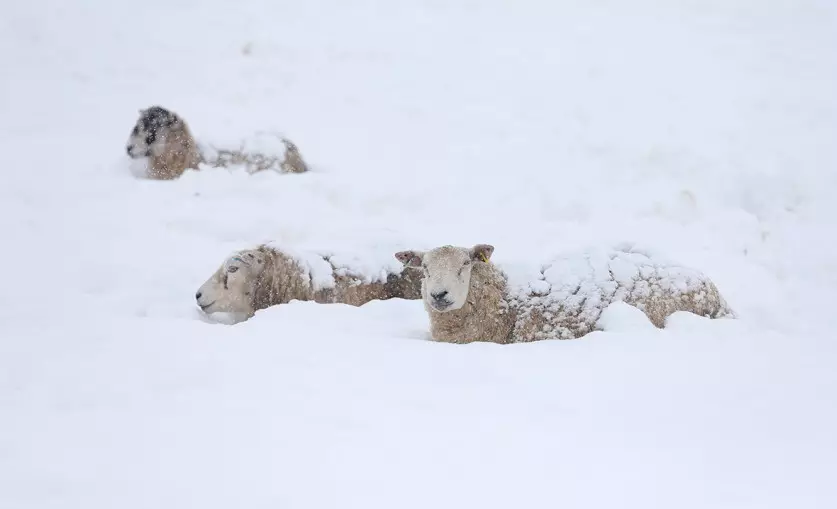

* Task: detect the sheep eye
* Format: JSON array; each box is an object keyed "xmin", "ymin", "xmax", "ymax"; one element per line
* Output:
[
  {"xmin": 463, "ymin": 260, "xmax": 471, "ymax": 266},
  {"xmin": 228, "ymin": 266, "xmax": 239, "ymax": 273}
]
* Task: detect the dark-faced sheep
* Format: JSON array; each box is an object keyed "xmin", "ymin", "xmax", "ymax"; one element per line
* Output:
[
  {"xmin": 196, "ymin": 244, "xmax": 422, "ymax": 323},
  {"xmin": 126, "ymin": 105, "xmax": 309, "ymax": 180},
  {"xmin": 394, "ymin": 243, "xmax": 734, "ymax": 344}
]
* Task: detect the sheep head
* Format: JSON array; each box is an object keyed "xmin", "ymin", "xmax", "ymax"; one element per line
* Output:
[
  {"xmin": 195, "ymin": 249, "xmax": 269, "ymax": 319},
  {"xmin": 395, "ymin": 244, "xmax": 494, "ymax": 312},
  {"xmin": 126, "ymin": 105, "xmax": 184, "ymax": 159}
]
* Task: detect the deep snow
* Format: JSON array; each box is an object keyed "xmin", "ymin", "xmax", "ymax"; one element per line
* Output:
[{"xmin": 2, "ymin": 0, "xmax": 836, "ymax": 508}]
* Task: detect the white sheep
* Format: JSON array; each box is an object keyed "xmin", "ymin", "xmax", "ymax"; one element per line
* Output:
[
  {"xmin": 126, "ymin": 105, "xmax": 309, "ymax": 180},
  {"xmin": 394, "ymin": 243, "xmax": 734, "ymax": 344},
  {"xmin": 196, "ymin": 244, "xmax": 423, "ymax": 323}
]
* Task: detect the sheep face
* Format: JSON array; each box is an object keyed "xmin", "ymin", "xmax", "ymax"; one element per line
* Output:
[
  {"xmin": 195, "ymin": 250, "xmax": 266, "ymax": 317},
  {"xmin": 395, "ymin": 244, "xmax": 494, "ymax": 312},
  {"xmin": 126, "ymin": 106, "xmax": 180, "ymax": 158}
]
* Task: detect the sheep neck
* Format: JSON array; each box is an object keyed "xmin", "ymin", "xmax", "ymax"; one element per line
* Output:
[
  {"xmin": 252, "ymin": 248, "xmax": 315, "ymax": 312},
  {"xmin": 149, "ymin": 123, "xmax": 201, "ymax": 179},
  {"xmin": 427, "ymin": 262, "xmax": 515, "ymax": 344}
]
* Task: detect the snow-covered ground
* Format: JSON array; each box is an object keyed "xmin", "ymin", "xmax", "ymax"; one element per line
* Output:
[{"xmin": 2, "ymin": 0, "xmax": 836, "ymax": 507}]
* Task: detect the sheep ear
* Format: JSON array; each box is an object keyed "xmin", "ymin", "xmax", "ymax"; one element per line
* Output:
[
  {"xmin": 395, "ymin": 250, "xmax": 423, "ymax": 267},
  {"xmin": 470, "ymin": 244, "xmax": 494, "ymax": 262}
]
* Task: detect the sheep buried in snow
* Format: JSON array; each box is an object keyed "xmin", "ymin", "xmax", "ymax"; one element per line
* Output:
[
  {"xmin": 394, "ymin": 243, "xmax": 734, "ymax": 344},
  {"xmin": 125, "ymin": 105, "xmax": 309, "ymax": 180},
  {"xmin": 196, "ymin": 244, "xmax": 423, "ymax": 323}
]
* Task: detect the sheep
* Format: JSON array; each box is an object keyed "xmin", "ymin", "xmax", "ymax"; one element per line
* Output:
[
  {"xmin": 394, "ymin": 243, "xmax": 734, "ymax": 344},
  {"xmin": 125, "ymin": 105, "xmax": 309, "ymax": 180},
  {"xmin": 196, "ymin": 244, "xmax": 423, "ymax": 323}
]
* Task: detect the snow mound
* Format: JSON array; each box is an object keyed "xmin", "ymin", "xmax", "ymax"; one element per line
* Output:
[
  {"xmin": 596, "ymin": 301, "xmax": 658, "ymax": 333},
  {"xmin": 505, "ymin": 243, "xmax": 733, "ymax": 341}
]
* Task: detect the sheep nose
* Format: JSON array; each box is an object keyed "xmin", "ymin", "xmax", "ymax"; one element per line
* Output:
[
  {"xmin": 431, "ymin": 290, "xmax": 448, "ymax": 302},
  {"xmin": 126, "ymin": 145, "xmax": 134, "ymax": 155},
  {"xmin": 195, "ymin": 291, "xmax": 202, "ymax": 301}
]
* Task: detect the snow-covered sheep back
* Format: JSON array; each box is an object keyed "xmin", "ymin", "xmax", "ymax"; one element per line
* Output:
[
  {"xmin": 125, "ymin": 105, "xmax": 309, "ymax": 179},
  {"xmin": 396, "ymin": 243, "xmax": 734, "ymax": 344},
  {"xmin": 197, "ymin": 243, "xmax": 422, "ymax": 323},
  {"xmin": 508, "ymin": 243, "xmax": 734, "ymax": 341},
  {"xmin": 199, "ymin": 131, "xmax": 309, "ymax": 175}
]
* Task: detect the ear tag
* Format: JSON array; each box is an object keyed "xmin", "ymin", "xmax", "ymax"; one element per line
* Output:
[{"xmin": 479, "ymin": 253, "xmax": 489, "ymax": 263}]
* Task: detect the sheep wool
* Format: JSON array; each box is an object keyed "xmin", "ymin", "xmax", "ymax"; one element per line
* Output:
[
  {"xmin": 196, "ymin": 244, "xmax": 423, "ymax": 323},
  {"xmin": 125, "ymin": 105, "xmax": 309, "ymax": 179},
  {"xmin": 396, "ymin": 243, "xmax": 734, "ymax": 344}
]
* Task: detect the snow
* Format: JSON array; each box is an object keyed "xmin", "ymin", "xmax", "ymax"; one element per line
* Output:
[
  {"xmin": 2, "ymin": 0, "xmax": 836, "ymax": 508},
  {"xmin": 596, "ymin": 301, "xmax": 659, "ymax": 332}
]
